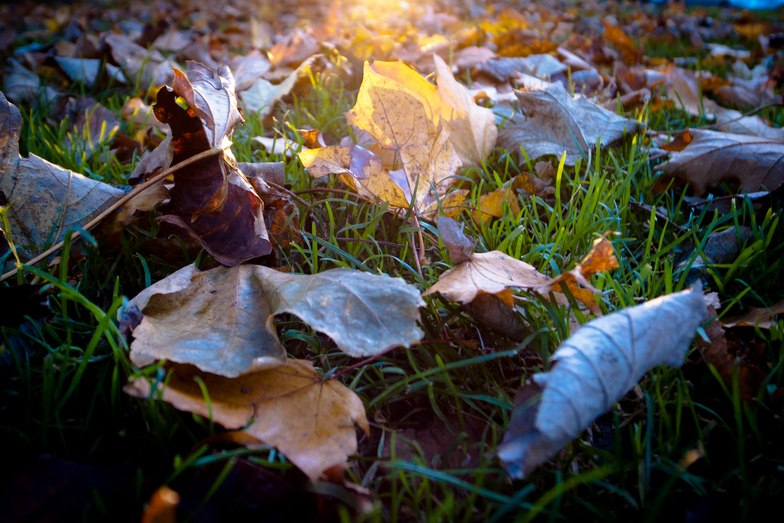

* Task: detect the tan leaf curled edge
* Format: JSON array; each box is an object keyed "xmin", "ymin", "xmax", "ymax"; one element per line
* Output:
[{"xmin": 124, "ymin": 359, "xmax": 369, "ymax": 481}]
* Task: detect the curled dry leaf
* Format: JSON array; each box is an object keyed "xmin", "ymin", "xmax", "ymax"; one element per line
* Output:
[
  {"xmin": 498, "ymin": 284, "xmax": 709, "ymax": 478},
  {"xmin": 124, "ymin": 263, "xmax": 424, "ymax": 377},
  {"xmin": 497, "ymin": 82, "xmax": 639, "ymax": 167},
  {"xmin": 534, "ymin": 237, "xmax": 619, "ymax": 315},
  {"xmin": 422, "ymin": 250, "xmax": 551, "ymax": 307},
  {"xmin": 696, "ymin": 306, "xmax": 769, "ymax": 403},
  {"xmin": 473, "ymin": 173, "xmax": 554, "ymax": 222},
  {"xmin": 0, "ymin": 91, "xmax": 125, "ymax": 261},
  {"xmin": 125, "ymin": 359, "xmax": 369, "ymax": 481},
  {"xmin": 151, "ymin": 61, "xmax": 272, "ymax": 265},
  {"xmin": 437, "ymin": 216, "xmax": 476, "ymax": 264},
  {"xmin": 654, "ymin": 129, "xmax": 784, "ymax": 196}
]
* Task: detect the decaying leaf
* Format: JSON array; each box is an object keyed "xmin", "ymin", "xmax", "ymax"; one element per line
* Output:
[
  {"xmin": 497, "ymin": 82, "xmax": 639, "ymax": 166},
  {"xmin": 703, "ymin": 226, "xmax": 754, "ymax": 264},
  {"xmin": 498, "ymin": 284, "xmax": 708, "ymax": 478},
  {"xmin": 124, "ymin": 263, "xmax": 424, "ymax": 376},
  {"xmin": 0, "ymin": 91, "xmax": 125, "ymax": 261},
  {"xmin": 437, "ymin": 216, "xmax": 476, "ymax": 264},
  {"xmin": 125, "ymin": 359, "xmax": 369, "ymax": 481},
  {"xmin": 422, "ymin": 250, "xmax": 551, "ymax": 307},
  {"xmin": 474, "ymin": 173, "xmax": 554, "ymax": 222},
  {"xmin": 534, "ymin": 237, "xmax": 620, "ymax": 315},
  {"xmin": 696, "ymin": 306, "xmax": 769, "ymax": 402},
  {"xmin": 721, "ymin": 300, "xmax": 784, "ymax": 329},
  {"xmin": 151, "ymin": 61, "xmax": 272, "ymax": 265},
  {"xmin": 655, "ymin": 129, "xmax": 784, "ymax": 196}
]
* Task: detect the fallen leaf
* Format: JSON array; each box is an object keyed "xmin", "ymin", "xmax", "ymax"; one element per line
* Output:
[
  {"xmin": 241, "ymin": 56, "xmax": 318, "ymax": 117},
  {"xmin": 124, "ymin": 262, "xmax": 424, "ymax": 375},
  {"xmin": 3, "ymin": 59, "xmax": 39, "ymax": 106},
  {"xmin": 602, "ymin": 20, "xmax": 639, "ymax": 65},
  {"xmin": 141, "ymin": 486, "xmax": 179, "ymax": 523},
  {"xmin": 253, "ymin": 136, "xmax": 302, "ymax": 158},
  {"xmin": 696, "ymin": 306, "xmax": 768, "ymax": 402},
  {"xmin": 268, "ymin": 30, "xmax": 319, "ymax": 69},
  {"xmin": 151, "ymin": 61, "xmax": 272, "ymax": 265},
  {"xmin": 125, "ymin": 359, "xmax": 369, "ymax": 481},
  {"xmin": 703, "ymin": 226, "xmax": 754, "ymax": 264},
  {"xmin": 437, "ymin": 216, "xmax": 476, "ymax": 264},
  {"xmin": 345, "ymin": 61, "xmax": 462, "ymax": 209},
  {"xmin": 654, "ymin": 129, "xmax": 784, "ymax": 196},
  {"xmin": 534, "ymin": 237, "xmax": 620, "ymax": 315},
  {"xmin": 497, "ymin": 82, "xmax": 640, "ymax": 166},
  {"xmin": 498, "ymin": 283, "xmax": 708, "ymax": 478},
  {"xmin": 721, "ymin": 300, "xmax": 784, "ymax": 329},
  {"xmin": 228, "ymin": 50, "xmax": 271, "ymax": 92},
  {"xmin": 121, "ymin": 97, "xmax": 170, "ymax": 136},
  {"xmin": 53, "ymin": 57, "xmax": 126, "ymax": 88},
  {"xmin": 422, "ymin": 250, "xmax": 551, "ymax": 307},
  {"xmin": 0, "ymin": 91, "xmax": 125, "ymax": 261},
  {"xmin": 474, "ymin": 56, "xmax": 567, "ymax": 84},
  {"xmin": 301, "ymin": 61, "xmax": 464, "ymax": 216},
  {"xmin": 474, "ymin": 173, "xmax": 554, "ymax": 222}
]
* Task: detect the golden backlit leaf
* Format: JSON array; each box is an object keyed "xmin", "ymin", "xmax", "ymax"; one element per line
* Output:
[
  {"xmin": 534, "ymin": 237, "xmax": 619, "ymax": 315},
  {"xmin": 345, "ymin": 62, "xmax": 462, "ymax": 213},
  {"xmin": 125, "ymin": 359, "xmax": 369, "ymax": 481}
]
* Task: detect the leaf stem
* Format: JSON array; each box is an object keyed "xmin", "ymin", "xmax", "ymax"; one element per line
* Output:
[{"xmin": 1, "ymin": 145, "xmax": 225, "ymax": 282}]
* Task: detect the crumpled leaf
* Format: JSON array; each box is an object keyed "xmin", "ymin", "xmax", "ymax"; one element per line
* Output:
[
  {"xmin": 124, "ymin": 359, "xmax": 369, "ymax": 481},
  {"xmin": 0, "ymin": 91, "xmax": 125, "ymax": 261},
  {"xmin": 53, "ymin": 57, "xmax": 126, "ymax": 88},
  {"xmin": 123, "ymin": 263, "xmax": 424, "ymax": 376},
  {"xmin": 151, "ymin": 61, "xmax": 272, "ymax": 265},
  {"xmin": 3, "ymin": 59, "xmax": 39, "ymax": 106},
  {"xmin": 241, "ymin": 56, "xmax": 317, "ymax": 117},
  {"xmin": 437, "ymin": 216, "xmax": 476, "ymax": 264},
  {"xmin": 422, "ymin": 250, "xmax": 551, "ymax": 307},
  {"xmin": 654, "ymin": 129, "xmax": 784, "ymax": 196},
  {"xmin": 534, "ymin": 237, "xmax": 619, "ymax": 315},
  {"xmin": 497, "ymin": 82, "xmax": 639, "ymax": 166},
  {"xmin": 498, "ymin": 284, "xmax": 708, "ymax": 478},
  {"xmin": 474, "ymin": 173, "xmax": 554, "ymax": 222}
]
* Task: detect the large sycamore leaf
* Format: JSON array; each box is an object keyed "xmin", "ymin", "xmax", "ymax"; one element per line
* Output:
[
  {"xmin": 125, "ymin": 359, "xmax": 369, "ymax": 481},
  {"xmin": 372, "ymin": 56, "xmax": 498, "ymax": 167},
  {"xmin": 345, "ymin": 61, "xmax": 462, "ymax": 213},
  {"xmin": 655, "ymin": 129, "xmax": 784, "ymax": 196},
  {"xmin": 497, "ymin": 82, "xmax": 640, "ymax": 166},
  {"xmin": 125, "ymin": 264, "xmax": 424, "ymax": 377},
  {"xmin": 498, "ymin": 284, "xmax": 708, "ymax": 478},
  {"xmin": 0, "ymin": 91, "xmax": 125, "ymax": 261},
  {"xmin": 152, "ymin": 62, "xmax": 272, "ymax": 265}
]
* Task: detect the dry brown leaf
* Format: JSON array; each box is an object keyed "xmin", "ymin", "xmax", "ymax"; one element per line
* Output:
[
  {"xmin": 125, "ymin": 359, "xmax": 369, "ymax": 481},
  {"xmin": 124, "ymin": 262, "xmax": 424, "ymax": 376},
  {"xmin": 121, "ymin": 97, "xmax": 170, "ymax": 136},
  {"xmin": 534, "ymin": 237, "xmax": 619, "ymax": 315},
  {"xmin": 422, "ymin": 250, "xmax": 551, "ymax": 306},
  {"xmin": 721, "ymin": 300, "xmax": 784, "ymax": 329},
  {"xmin": 497, "ymin": 82, "xmax": 639, "ymax": 167},
  {"xmin": 474, "ymin": 173, "xmax": 554, "ymax": 222},
  {"xmin": 0, "ymin": 91, "xmax": 126, "ymax": 261},
  {"xmin": 499, "ymin": 284, "xmax": 708, "ymax": 478},
  {"xmin": 268, "ymin": 30, "xmax": 319, "ymax": 69},
  {"xmin": 696, "ymin": 306, "xmax": 768, "ymax": 402},
  {"xmin": 437, "ymin": 216, "xmax": 476, "ymax": 264},
  {"xmin": 654, "ymin": 129, "xmax": 784, "ymax": 196}
]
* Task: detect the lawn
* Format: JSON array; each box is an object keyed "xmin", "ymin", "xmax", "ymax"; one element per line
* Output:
[{"xmin": 1, "ymin": 1, "xmax": 783, "ymax": 521}]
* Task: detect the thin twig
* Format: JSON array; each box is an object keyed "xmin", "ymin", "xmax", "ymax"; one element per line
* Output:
[
  {"xmin": 628, "ymin": 200, "xmax": 690, "ymax": 234},
  {"xmin": 294, "ymin": 187, "xmax": 362, "ymax": 199},
  {"xmin": 686, "ymin": 191, "xmax": 768, "ymax": 209},
  {"xmin": 412, "ymin": 214, "xmax": 426, "ymax": 264},
  {"xmin": 334, "ymin": 237, "xmax": 407, "ymax": 248},
  {"xmin": 410, "ymin": 231, "xmax": 423, "ymax": 277},
  {"xmin": 266, "ymin": 181, "xmax": 310, "ymax": 207},
  {"xmin": 1, "ymin": 146, "xmax": 225, "ymax": 283}
]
